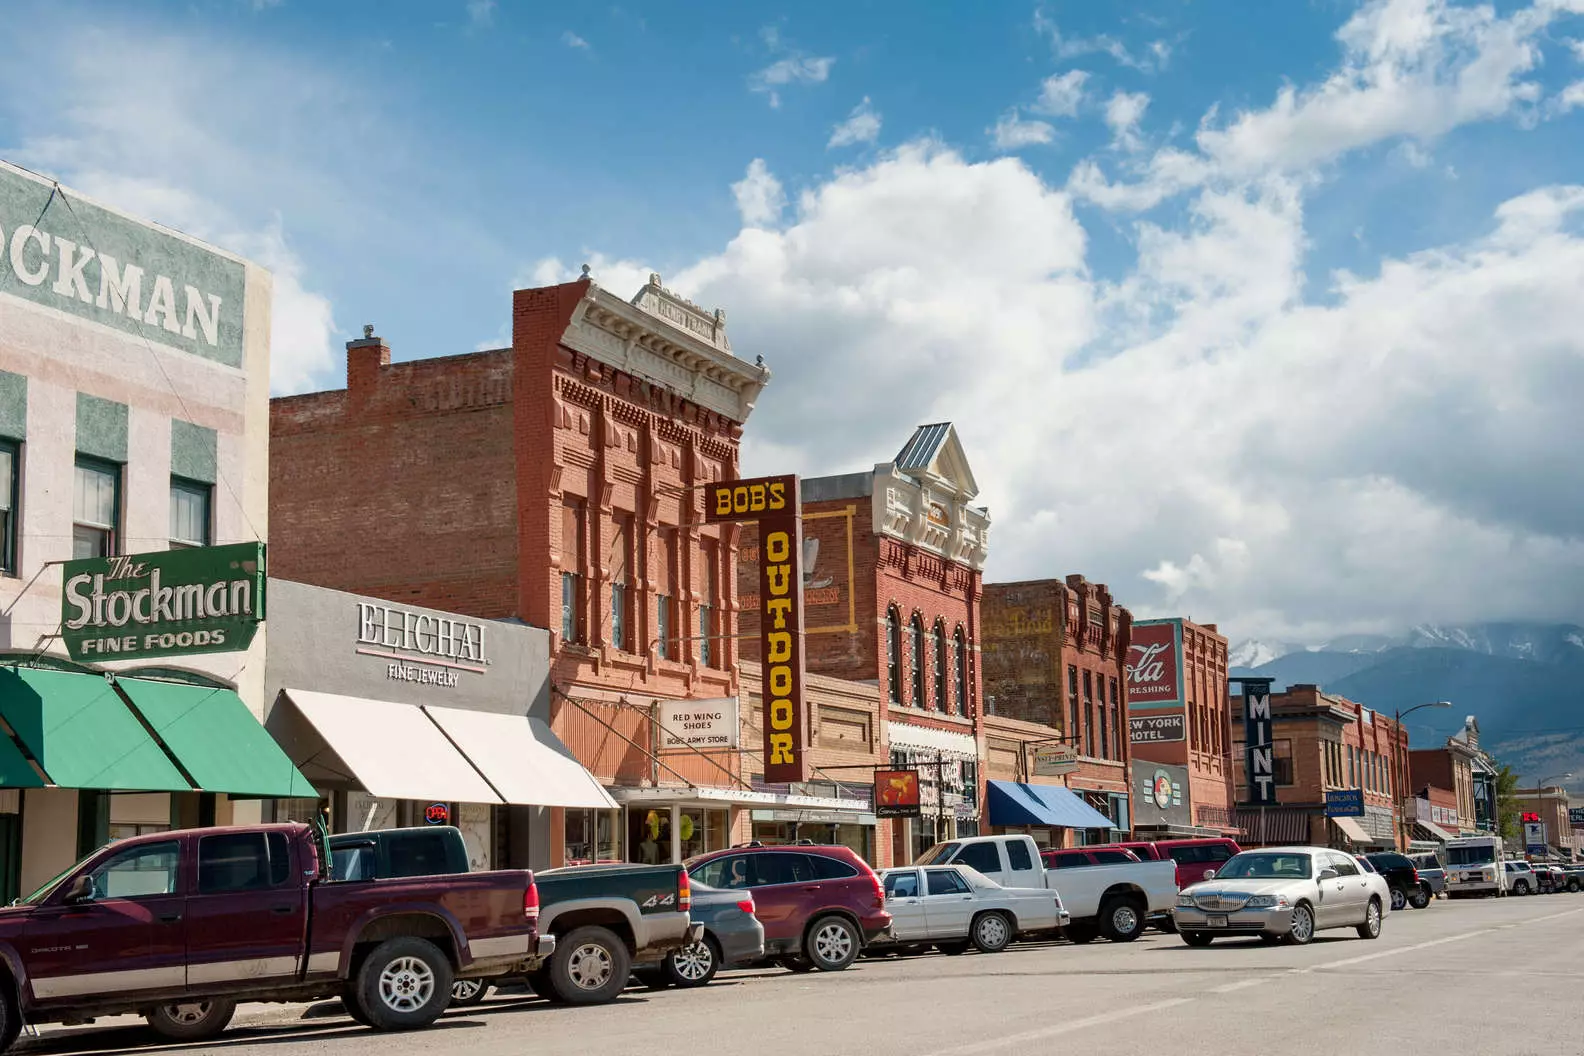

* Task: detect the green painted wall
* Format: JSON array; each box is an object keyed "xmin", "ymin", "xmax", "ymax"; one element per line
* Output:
[
  {"xmin": 171, "ymin": 419, "xmax": 217, "ymax": 483},
  {"xmin": 0, "ymin": 371, "xmax": 24, "ymax": 439},
  {"xmin": 75, "ymin": 393, "xmax": 128, "ymax": 463},
  {"xmin": 0, "ymin": 163, "xmax": 246, "ymax": 368}
]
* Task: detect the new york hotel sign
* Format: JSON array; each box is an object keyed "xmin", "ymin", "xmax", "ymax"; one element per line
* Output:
[
  {"xmin": 705, "ymin": 475, "xmax": 807, "ymax": 784},
  {"xmin": 62, "ymin": 542, "xmax": 265, "ymax": 660}
]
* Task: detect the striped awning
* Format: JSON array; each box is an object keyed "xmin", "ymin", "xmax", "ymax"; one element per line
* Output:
[{"xmin": 1233, "ymin": 807, "xmax": 1312, "ymax": 845}]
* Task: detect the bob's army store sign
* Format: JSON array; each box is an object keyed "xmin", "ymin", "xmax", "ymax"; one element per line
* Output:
[{"xmin": 62, "ymin": 542, "xmax": 264, "ymax": 660}]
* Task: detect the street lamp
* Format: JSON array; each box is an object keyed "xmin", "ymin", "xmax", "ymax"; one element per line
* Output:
[{"xmin": 1394, "ymin": 700, "xmax": 1452, "ymax": 849}]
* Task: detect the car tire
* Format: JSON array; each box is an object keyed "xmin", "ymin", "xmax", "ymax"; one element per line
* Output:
[
  {"xmin": 341, "ymin": 996, "xmax": 373, "ymax": 1027},
  {"xmin": 526, "ymin": 968, "xmax": 560, "ymax": 1001},
  {"xmin": 1390, "ymin": 886, "xmax": 1407, "ymax": 912},
  {"xmin": 1064, "ymin": 922, "xmax": 1098, "ymax": 945},
  {"xmin": 1181, "ymin": 931, "xmax": 1213, "ymax": 947},
  {"xmin": 1356, "ymin": 897, "xmax": 1383, "ymax": 940},
  {"xmin": 1409, "ymin": 885, "xmax": 1432, "ymax": 909},
  {"xmin": 0, "ymin": 988, "xmax": 19, "ymax": 1055},
  {"xmin": 664, "ymin": 935, "xmax": 721, "ymax": 988},
  {"xmin": 1514, "ymin": 880, "xmax": 1530, "ymax": 896},
  {"xmin": 805, "ymin": 916, "xmax": 861, "ymax": 972},
  {"xmin": 449, "ymin": 978, "xmax": 490, "ymax": 1006},
  {"xmin": 936, "ymin": 941, "xmax": 969, "ymax": 956},
  {"xmin": 353, "ymin": 937, "xmax": 454, "ymax": 1032},
  {"xmin": 779, "ymin": 955, "xmax": 816, "ymax": 973},
  {"xmin": 1569, "ymin": 879, "xmax": 1581, "ymax": 893},
  {"xmin": 146, "ymin": 999, "xmax": 237, "ymax": 1042},
  {"xmin": 1100, "ymin": 897, "xmax": 1146, "ymax": 942},
  {"xmin": 548, "ymin": 926, "xmax": 632, "ymax": 1005},
  {"xmin": 1283, "ymin": 903, "xmax": 1316, "ymax": 946},
  {"xmin": 970, "ymin": 912, "xmax": 1014, "ymax": 953}
]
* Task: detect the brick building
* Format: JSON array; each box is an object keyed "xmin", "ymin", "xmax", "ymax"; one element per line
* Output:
[
  {"xmin": 1513, "ymin": 785, "xmax": 1577, "ymax": 860},
  {"xmin": 981, "ymin": 576, "xmax": 1134, "ymax": 842},
  {"xmin": 1410, "ymin": 715, "xmax": 1497, "ymax": 837},
  {"xmin": 271, "ymin": 274, "xmax": 873, "ymax": 866},
  {"xmin": 1231, "ymin": 685, "xmax": 1407, "ymax": 850},
  {"xmin": 740, "ymin": 423, "xmax": 990, "ymax": 862},
  {"xmin": 1127, "ymin": 617, "xmax": 1236, "ymax": 837}
]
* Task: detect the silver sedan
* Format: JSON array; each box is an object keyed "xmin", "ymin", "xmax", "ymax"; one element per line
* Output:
[
  {"xmin": 875, "ymin": 865, "xmax": 1067, "ymax": 954},
  {"xmin": 1171, "ymin": 846, "xmax": 1391, "ymax": 947}
]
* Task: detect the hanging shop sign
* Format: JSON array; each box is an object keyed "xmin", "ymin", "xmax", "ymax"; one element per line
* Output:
[
  {"xmin": 1032, "ymin": 743, "xmax": 1079, "ymax": 777},
  {"xmin": 705, "ymin": 474, "xmax": 806, "ymax": 784},
  {"xmin": 61, "ymin": 542, "xmax": 265, "ymax": 661},
  {"xmin": 1569, "ymin": 807, "xmax": 1584, "ymax": 828},
  {"xmin": 1241, "ymin": 678, "xmax": 1278, "ymax": 805},
  {"xmin": 1325, "ymin": 789, "xmax": 1365, "ymax": 817},
  {"xmin": 874, "ymin": 769, "xmax": 922, "ymax": 819},
  {"xmin": 1127, "ymin": 618, "xmax": 1186, "ymax": 743},
  {"xmin": 658, "ymin": 697, "xmax": 741, "ymax": 750}
]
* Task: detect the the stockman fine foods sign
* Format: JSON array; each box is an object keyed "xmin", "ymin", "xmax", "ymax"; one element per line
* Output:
[{"xmin": 61, "ymin": 542, "xmax": 265, "ymax": 660}]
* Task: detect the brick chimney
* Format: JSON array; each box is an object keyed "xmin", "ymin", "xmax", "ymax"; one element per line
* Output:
[{"xmin": 347, "ymin": 324, "xmax": 390, "ymax": 391}]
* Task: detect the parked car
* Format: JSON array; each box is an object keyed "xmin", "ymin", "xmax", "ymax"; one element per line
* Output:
[
  {"xmin": 1444, "ymin": 835, "xmax": 1506, "ymax": 898},
  {"xmin": 1363, "ymin": 851, "xmax": 1432, "ymax": 910},
  {"xmin": 873, "ymin": 865, "xmax": 1067, "ymax": 954},
  {"xmin": 1535, "ymin": 864, "xmax": 1568, "ymax": 893},
  {"xmin": 1044, "ymin": 848, "xmax": 1141, "ymax": 866},
  {"xmin": 916, "ymin": 834, "xmax": 1178, "ymax": 944},
  {"xmin": 1559, "ymin": 865, "xmax": 1584, "ymax": 892},
  {"xmin": 633, "ymin": 881, "xmax": 764, "ymax": 989},
  {"xmin": 1504, "ymin": 860, "xmax": 1538, "ymax": 895},
  {"xmin": 1101, "ymin": 839, "xmax": 1242, "ymax": 931},
  {"xmin": 1409, "ymin": 853, "xmax": 1446, "ymax": 898},
  {"xmin": 0, "ymin": 823, "xmax": 545, "ymax": 1053},
  {"xmin": 1173, "ymin": 846, "xmax": 1391, "ymax": 946},
  {"xmin": 685, "ymin": 845, "xmax": 891, "ymax": 973},
  {"xmin": 329, "ymin": 827, "xmax": 701, "ymax": 1006}
]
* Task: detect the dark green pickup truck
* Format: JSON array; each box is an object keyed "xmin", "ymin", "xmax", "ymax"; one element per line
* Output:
[{"xmin": 328, "ymin": 827, "xmax": 701, "ymax": 1005}]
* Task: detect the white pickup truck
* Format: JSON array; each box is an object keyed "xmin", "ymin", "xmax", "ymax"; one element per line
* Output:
[{"xmin": 917, "ymin": 834, "xmax": 1179, "ymax": 942}]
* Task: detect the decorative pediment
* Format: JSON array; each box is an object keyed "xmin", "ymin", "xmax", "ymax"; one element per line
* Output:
[{"xmin": 894, "ymin": 422, "xmax": 980, "ymax": 500}]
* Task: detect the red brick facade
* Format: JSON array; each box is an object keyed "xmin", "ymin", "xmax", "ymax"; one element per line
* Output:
[{"xmin": 1130, "ymin": 618, "xmax": 1235, "ymax": 835}]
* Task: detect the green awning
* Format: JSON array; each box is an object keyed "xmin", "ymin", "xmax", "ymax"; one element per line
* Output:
[
  {"xmin": 0, "ymin": 667, "xmax": 190, "ymax": 791},
  {"xmin": 115, "ymin": 678, "xmax": 317, "ymax": 799}
]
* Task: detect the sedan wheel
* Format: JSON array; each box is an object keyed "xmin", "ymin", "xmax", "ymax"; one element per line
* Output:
[
  {"xmin": 1514, "ymin": 880, "xmax": 1530, "ymax": 896},
  {"xmin": 1409, "ymin": 885, "xmax": 1432, "ymax": 910},
  {"xmin": 1356, "ymin": 898, "xmax": 1383, "ymax": 940},
  {"xmin": 1283, "ymin": 904, "xmax": 1315, "ymax": 946},
  {"xmin": 806, "ymin": 917, "xmax": 860, "ymax": 971},
  {"xmin": 971, "ymin": 912, "xmax": 1013, "ymax": 953},
  {"xmin": 1390, "ymin": 887, "xmax": 1407, "ymax": 912},
  {"xmin": 664, "ymin": 937, "xmax": 720, "ymax": 988}
]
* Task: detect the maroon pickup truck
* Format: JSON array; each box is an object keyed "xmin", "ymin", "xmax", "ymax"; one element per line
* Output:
[{"xmin": 0, "ymin": 823, "xmax": 548, "ymax": 1051}]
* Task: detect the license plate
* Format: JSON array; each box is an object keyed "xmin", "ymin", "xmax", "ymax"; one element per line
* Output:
[{"xmin": 1207, "ymin": 914, "xmax": 1229, "ymax": 928}]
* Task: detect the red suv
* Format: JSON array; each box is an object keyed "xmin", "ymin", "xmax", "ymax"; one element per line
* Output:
[
  {"xmin": 1104, "ymin": 838, "xmax": 1241, "ymax": 889},
  {"xmin": 685, "ymin": 845, "xmax": 891, "ymax": 973}
]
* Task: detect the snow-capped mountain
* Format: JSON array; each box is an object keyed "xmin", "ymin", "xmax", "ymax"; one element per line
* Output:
[{"xmin": 1230, "ymin": 622, "xmax": 1584, "ymax": 669}]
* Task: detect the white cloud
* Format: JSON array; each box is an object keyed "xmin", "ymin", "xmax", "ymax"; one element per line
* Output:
[
  {"xmin": 466, "ymin": 0, "xmax": 494, "ymax": 28},
  {"xmin": 1034, "ymin": 70, "xmax": 1089, "ymax": 117},
  {"xmin": 1567, "ymin": 37, "xmax": 1584, "ymax": 60},
  {"xmin": 1073, "ymin": 0, "xmax": 1571, "ymax": 212},
  {"xmin": 1553, "ymin": 79, "xmax": 1584, "ymax": 113},
  {"xmin": 990, "ymin": 109, "xmax": 1056, "ymax": 150},
  {"xmin": 1104, "ymin": 89, "xmax": 1150, "ymax": 150},
  {"xmin": 732, "ymin": 158, "xmax": 786, "ymax": 227},
  {"xmin": 828, "ymin": 97, "xmax": 882, "ymax": 149},
  {"xmin": 749, "ymin": 54, "xmax": 835, "ymax": 108},
  {"xmin": 1034, "ymin": 8, "xmax": 1172, "ymax": 73},
  {"xmin": 562, "ymin": 31, "xmax": 590, "ymax": 51}
]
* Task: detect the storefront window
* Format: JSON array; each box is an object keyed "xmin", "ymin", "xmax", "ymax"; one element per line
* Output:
[
  {"xmin": 566, "ymin": 808, "xmax": 623, "ymax": 864},
  {"xmin": 629, "ymin": 807, "xmax": 728, "ymax": 864}
]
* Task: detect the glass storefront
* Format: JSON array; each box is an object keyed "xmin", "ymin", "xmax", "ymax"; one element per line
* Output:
[
  {"xmin": 624, "ymin": 806, "xmax": 732, "ymax": 864},
  {"xmin": 565, "ymin": 807, "xmax": 623, "ymax": 864}
]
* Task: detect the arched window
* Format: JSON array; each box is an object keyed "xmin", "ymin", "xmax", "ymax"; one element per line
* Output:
[
  {"xmin": 953, "ymin": 627, "xmax": 968, "ymax": 717},
  {"xmin": 933, "ymin": 619, "xmax": 948, "ymax": 712},
  {"xmin": 885, "ymin": 606, "xmax": 902, "ymax": 704},
  {"xmin": 910, "ymin": 614, "xmax": 926, "ymax": 707}
]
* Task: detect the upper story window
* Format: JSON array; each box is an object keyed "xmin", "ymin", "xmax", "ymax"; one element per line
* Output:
[
  {"xmin": 886, "ymin": 606, "xmax": 903, "ymax": 704},
  {"xmin": 910, "ymin": 614, "xmax": 926, "ymax": 707},
  {"xmin": 73, "ymin": 456, "xmax": 120, "ymax": 559},
  {"xmin": 933, "ymin": 619, "xmax": 948, "ymax": 711},
  {"xmin": 609, "ymin": 514, "xmax": 632, "ymax": 652},
  {"xmin": 953, "ymin": 626, "xmax": 967, "ymax": 717},
  {"xmin": 169, "ymin": 477, "xmax": 212, "ymax": 549},
  {"xmin": 653, "ymin": 527, "xmax": 675, "ymax": 660},
  {"xmin": 699, "ymin": 538, "xmax": 718, "ymax": 668},
  {"xmin": 0, "ymin": 440, "xmax": 17, "ymax": 574},
  {"xmin": 560, "ymin": 500, "xmax": 586, "ymax": 644},
  {"xmin": 1068, "ymin": 665, "xmax": 1080, "ymax": 738}
]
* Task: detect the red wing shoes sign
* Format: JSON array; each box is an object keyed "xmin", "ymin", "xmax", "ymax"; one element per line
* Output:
[
  {"xmin": 61, "ymin": 542, "xmax": 265, "ymax": 661},
  {"xmin": 1126, "ymin": 618, "xmax": 1187, "ymax": 743}
]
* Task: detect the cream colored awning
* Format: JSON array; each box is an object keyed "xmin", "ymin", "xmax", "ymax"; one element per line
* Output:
[
  {"xmin": 1331, "ymin": 815, "xmax": 1373, "ymax": 845},
  {"xmin": 423, "ymin": 705, "xmax": 616, "ymax": 810}
]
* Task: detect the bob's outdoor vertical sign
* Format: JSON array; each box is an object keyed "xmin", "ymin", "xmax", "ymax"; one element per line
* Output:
[
  {"xmin": 1126, "ymin": 618, "xmax": 1186, "ymax": 743},
  {"xmin": 61, "ymin": 542, "xmax": 265, "ymax": 660},
  {"xmin": 705, "ymin": 475, "xmax": 806, "ymax": 783}
]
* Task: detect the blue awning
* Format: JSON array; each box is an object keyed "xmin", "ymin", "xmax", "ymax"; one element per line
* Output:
[{"xmin": 986, "ymin": 780, "xmax": 1116, "ymax": 829}]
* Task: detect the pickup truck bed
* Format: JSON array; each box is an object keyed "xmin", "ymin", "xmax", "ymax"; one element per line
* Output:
[{"xmin": 0, "ymin": 823, "xmax": 543, "ymax": 1052}]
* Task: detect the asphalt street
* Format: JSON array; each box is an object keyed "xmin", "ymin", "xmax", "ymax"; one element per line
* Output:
[{"xmin": 20, "ymin": 893, "xmax": 1584, "ymax": 1056}]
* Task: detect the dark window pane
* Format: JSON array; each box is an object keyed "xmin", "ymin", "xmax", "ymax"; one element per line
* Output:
[
  {"xmin": 885, "ymin": 871, "xmax": 919, "ymax": 897},
  {"xmin": 198, "ymin": 833, "xmax": 273, "ymax": 894},
  {"xmin": 955, "ymin": 842, "xmax": 1002, "ymax": 874},
  {"xmin": 1006, "ymin": 839, "xmax": 1033, "ymax": 872},
  {"xmin": 927, "ymin": 869, "xmax": 970, "ymax": 895},
  {"xmin": 807, "ymin": 854, "xmax": 858, "ymax": 880}
]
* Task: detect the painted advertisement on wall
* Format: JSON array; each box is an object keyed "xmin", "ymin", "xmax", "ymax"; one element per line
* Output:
[
  {"xmin": 737, "ymin": 505, "xmax": 856, "ymax": 635},
  {"xmin": 1131, "ymin": 761, "xmax": 1190, "ymax": 830},
  {"xmin": 1127, "ymin": 618, "xmax": 1186, "ymax": 743}
]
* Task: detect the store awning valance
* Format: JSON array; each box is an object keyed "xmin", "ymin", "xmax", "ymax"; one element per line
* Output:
[
  {"xmin": 115, "ymin": 678, "xmax": 316, "ymax": 799},
  {"xmin": 0, "ymin": 667, "xmax": 188, "ymax": 791},
  {"xmin": 423, "ymin": 705, "xmax": 616, "ymax": 810},
  {"xmin": 985, "ymin": 780, "xmax": 1115, "ymax": 829},
  {"xmin": 1414, "ymin": 818, "xmax": 1454, "ymax": 843},
  {"xmin": 1331, "ymin": 815, "xmax": 1373, "ymax": 845},
  {"xmin": 272, "ymin": 689, "xmax": 501, "ymax": 804}
]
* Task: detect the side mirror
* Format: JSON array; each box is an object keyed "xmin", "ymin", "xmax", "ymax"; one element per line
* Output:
[
  {"xmin": 62, "ymin": 875, "xmax": 94, "ymax": 904},
  {"xmin": 1318, "ymin": 867, "xmax": 1339, "ymax": 881}
]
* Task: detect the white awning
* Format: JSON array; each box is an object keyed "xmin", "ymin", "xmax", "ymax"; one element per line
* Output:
[
  {"xmin": 610, "ymin": 786, "xmax": 871, "ymax": 813},
  {"xmin": 1415, "ymin": 818, "xmax": 1455, "ymax": 842},
  {"xmin": 886, "ymin": 720, "xmax": 977, "ymax": 759},
  {"xmin": 274, "ymin": 689, "xmax": 501, "ymax": 804},
  {"xmin": 423, "ymin": 705, "xmax": 616, "ymax": 810},
  {"xmin": 1331, "ymin": 815, "xmax": 1373, "ymax": 845}
]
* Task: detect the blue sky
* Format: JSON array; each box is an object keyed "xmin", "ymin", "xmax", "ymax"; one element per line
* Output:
[{"xmin": 4, "ymin": 0, "xmax": 1584, "ymax": 643}]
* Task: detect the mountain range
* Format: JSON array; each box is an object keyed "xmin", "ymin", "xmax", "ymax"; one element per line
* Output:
[{"xmin": 1229, "ymin": 623, "xmax": 1584, "ymax": 796}]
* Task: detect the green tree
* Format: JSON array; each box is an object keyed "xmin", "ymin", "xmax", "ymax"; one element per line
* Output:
[{"xmin": 1495, "ymin": 764, "xmax": 1521, "ymax": 840}]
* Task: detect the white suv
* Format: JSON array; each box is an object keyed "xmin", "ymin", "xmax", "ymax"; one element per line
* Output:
[{"xmin": 1503, "ymin": 861, "xmax": 1537, "ymax": 895}]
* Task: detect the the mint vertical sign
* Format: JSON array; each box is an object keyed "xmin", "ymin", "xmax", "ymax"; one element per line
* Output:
[{"xmin": 62, "ymin": 542, "xmax": 265, "ymax": 660}]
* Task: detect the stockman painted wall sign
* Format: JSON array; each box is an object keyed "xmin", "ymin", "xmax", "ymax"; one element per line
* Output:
[
  {"xmin": 705, "ymin": 474, "xmax": 806, "ymax": 784},
  {"xmin": 62, "ymin": 542, "xmax": 265, "ymax": 660}
]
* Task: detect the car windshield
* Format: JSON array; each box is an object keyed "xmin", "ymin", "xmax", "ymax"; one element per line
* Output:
[
  {"xmin": 1447, "ymin": 845, "xmax": 1496, "ymax": 866},
  {"xmin": 915, "ymin": 842, "xmax": 960, "ymax": 866},
  {"xmin": 1215, "ymin": 852, "xmax": 1313, "ymax": 879}
]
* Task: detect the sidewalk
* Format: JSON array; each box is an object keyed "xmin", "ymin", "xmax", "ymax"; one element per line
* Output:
[{"xmin": 23, "ymin": 1000, "xmax": 339, "ymax": 1049}]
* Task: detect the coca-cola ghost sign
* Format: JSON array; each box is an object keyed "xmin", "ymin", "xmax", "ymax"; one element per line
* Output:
[{"xmin": 1127, "ymin": 619, "xmax": 1183, "ymax": 708}]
